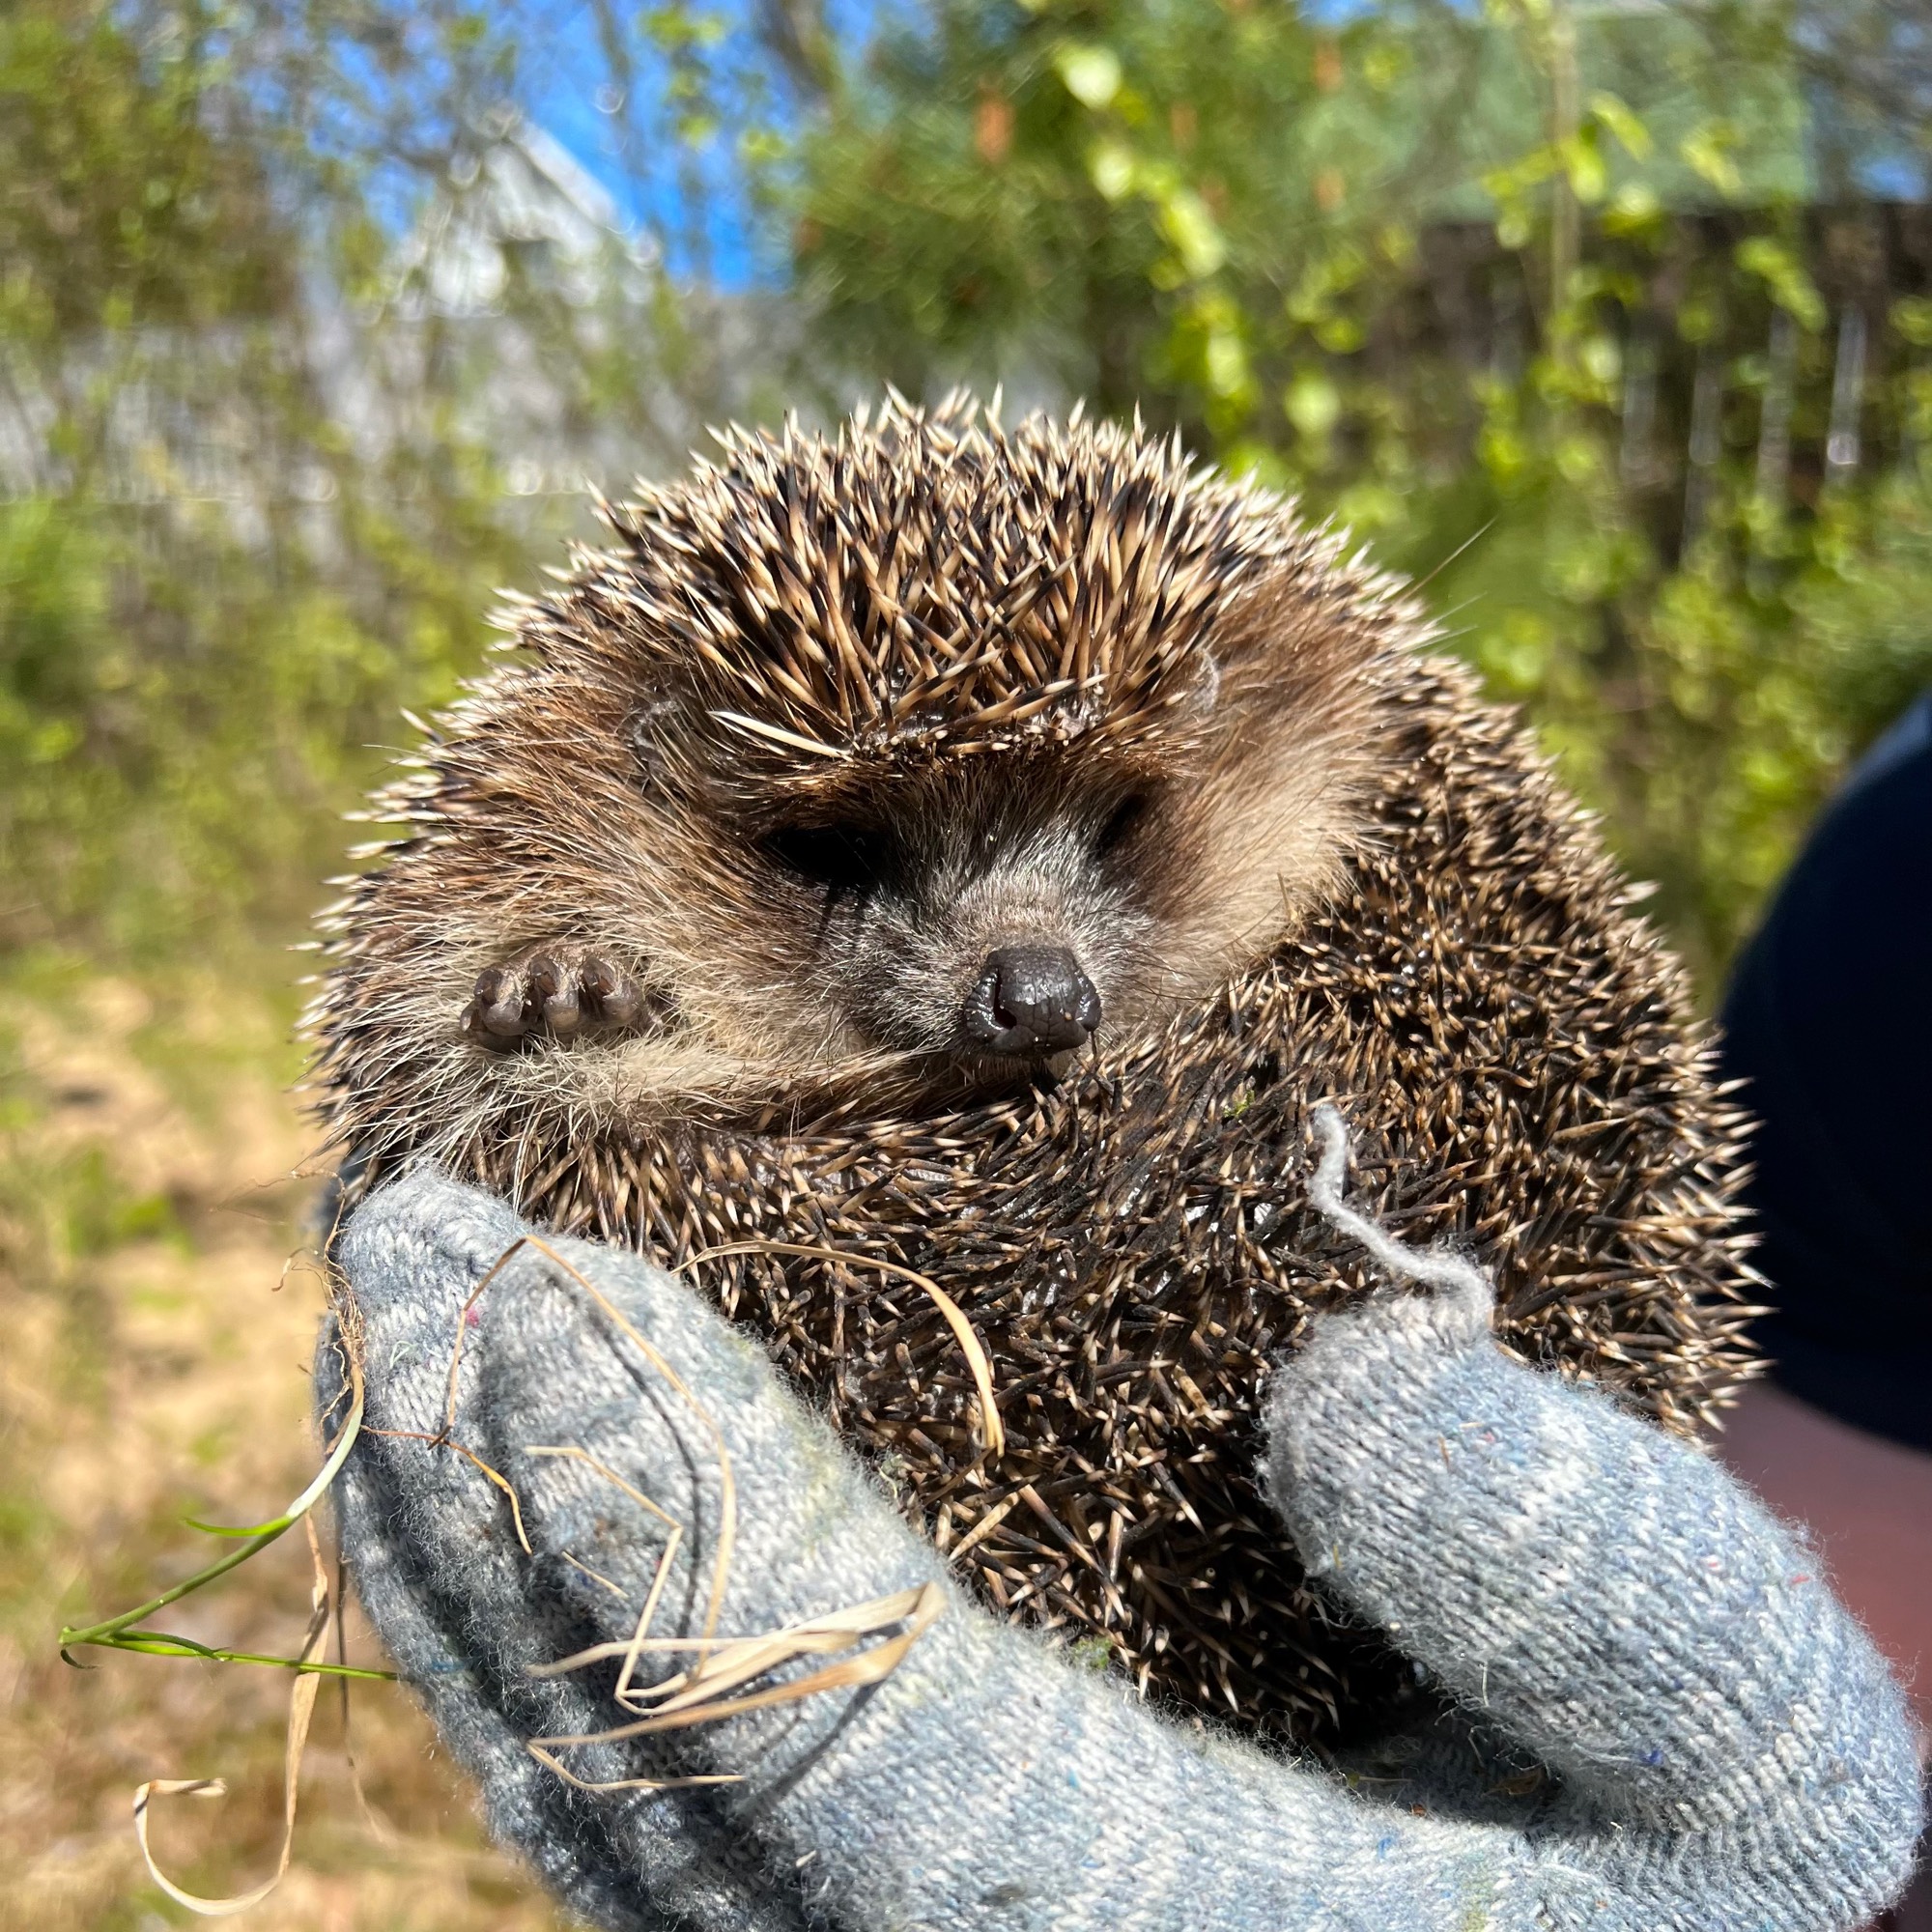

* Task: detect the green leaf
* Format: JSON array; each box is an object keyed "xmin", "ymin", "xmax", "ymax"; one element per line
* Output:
[
  {"xmin": 1285, "ymin": 370, "xmax": 1341, "ymax": 439},
  {"xmin": 1681, "ymin": 121, "xmax": 1744, "ymax": 202},
  {"xmin": 1563, "ymin": 131, "xmax": 1607, "ymax": 206},
  {"xmin": 1155, "ymin": 187, "xmax": 1225, "ymax": 279},
  {"xmin": 1587, "ymin": 91, "xmax": 1651, "ymax": 160},
  {"xmin": 1891, "ymin": 297, "xmax": 1932, "ymax": 348},
  {"xmin": 1087, "ymin": 140, "xmax": 1135, "ymax": 203},
  {"xmin": 1736, "ymin": 237, "xmax": 1826, "ymax": 331},
  {"xmin": 1054, "ymin": 43, "xmax": 1122, "ymax": 112}
]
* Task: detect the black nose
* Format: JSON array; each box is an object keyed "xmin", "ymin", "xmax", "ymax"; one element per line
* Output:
[{"xmin": 966, "ymin": 945, "xmax": 1101, "ymax": 1055}]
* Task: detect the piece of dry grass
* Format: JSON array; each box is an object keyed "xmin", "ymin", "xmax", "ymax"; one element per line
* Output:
[
  {"xmin": 53, "ymin": 1267, "xmax": 381, "ymax": 1917},
  {"xmin": 426, "ymin": 1233, "xmax": 947, "ymax": 1796},
  {"xmin": 131, "ymin": 1523, "xmax": 334, "ymax": 1916},
  {"xmin": 684, "ymin": 1239, "xmax": 1006, "ymax": 1462}
]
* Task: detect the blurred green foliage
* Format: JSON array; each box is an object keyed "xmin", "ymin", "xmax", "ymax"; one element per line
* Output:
[
  {"xmin": 3, "ymin": 0, "xmax": 1931, "ymax": 993},
  {"xmin": 0, "ymin": 1, "xmax": 519, "ymax": 958},
  {"xmin": 0, "ymin": 0, "xmax": 757, "ymax": 964},
  {"xmin": 796, "ymin": 0, "xmax": 1932, "ymax": 980}
]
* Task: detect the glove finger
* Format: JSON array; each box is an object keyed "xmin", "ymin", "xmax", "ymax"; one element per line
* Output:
[
  {"xmin": 1262, "ymin": 1291, "xmax": 1922, "ymax": 1877},
  {"xmin": 333, "ymin": 1168, "xmax": 934, "ymax": 1823},
  {"xmin": 338, "ymin": 1167, "xmax": 779, "ymax": 1446}
]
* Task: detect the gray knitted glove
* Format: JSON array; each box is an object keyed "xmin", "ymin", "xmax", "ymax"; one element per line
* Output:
[{"xmin": 319, "ymin": 1159, "xmax": 1922, "ymax": 1932}]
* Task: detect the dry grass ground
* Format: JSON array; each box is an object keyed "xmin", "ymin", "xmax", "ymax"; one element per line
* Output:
[{"xmin": 0, "ymin": 963, "xmax": 564, "ymax": 1932}]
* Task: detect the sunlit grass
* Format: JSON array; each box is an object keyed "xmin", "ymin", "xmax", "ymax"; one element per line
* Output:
[{"xmin": 0, "ymin": 967, "xmax": 565, "ymax": 1930}]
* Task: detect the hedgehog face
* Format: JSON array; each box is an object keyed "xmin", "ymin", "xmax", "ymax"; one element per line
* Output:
[
  {"xmin": 762, "ymin": 808, "xmax": 1126, "ymax": 1058},
  {"xmin": 597, "ymin": 653, "xmax": 1364, "ymax": 1085},
  {"xmin": 322, "ymin": 402, "xmax": 1425, "ymax": 1129},
  {"xmin": 727, "ymin": 757, "xmax": 1164, "ymax": 1064}
]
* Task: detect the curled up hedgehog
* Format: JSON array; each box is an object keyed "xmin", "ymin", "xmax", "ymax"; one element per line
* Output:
[{"xmin": 310, "ymin": 396, "xmax": 1761, "ymax": 1747}]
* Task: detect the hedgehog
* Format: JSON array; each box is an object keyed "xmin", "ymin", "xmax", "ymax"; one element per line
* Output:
[{"xmin": 310, "ymin": 395, "xmax": 1761, "ymax": 1747}]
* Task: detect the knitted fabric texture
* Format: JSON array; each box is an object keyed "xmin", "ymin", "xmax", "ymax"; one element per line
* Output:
[{"xmin": 320, "ymin": 1160, "xmax": 1922, "ymax": 1931}]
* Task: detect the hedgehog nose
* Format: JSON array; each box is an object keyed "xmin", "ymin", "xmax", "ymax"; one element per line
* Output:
[{"xmin": 969, "ymin": 945, "xmax": 1101, "ymax": 1055}]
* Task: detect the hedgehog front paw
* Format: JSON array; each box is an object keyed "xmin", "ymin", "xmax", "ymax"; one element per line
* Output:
[{"xmin": 460, "ymin": 952, "xmax": 649, "ymax": 1047}]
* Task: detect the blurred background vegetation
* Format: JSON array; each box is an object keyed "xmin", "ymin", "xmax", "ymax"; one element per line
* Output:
[
  {"xmin": 6, "ymin": 0, "xmax": 1932, "ymax": 983},
  {"xmin": 3, "ymin": 0, "xmax": 1930, "ymax": 1922}
]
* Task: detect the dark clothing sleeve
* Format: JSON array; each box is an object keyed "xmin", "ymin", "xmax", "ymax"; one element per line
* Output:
[{"xmin": 1719, "ymin": 690, "xmax": 1932, "ymax": 1449}]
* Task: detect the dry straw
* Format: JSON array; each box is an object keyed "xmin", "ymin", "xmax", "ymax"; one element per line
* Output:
[
  {"xmin": 129, "ymin": 1523, "xmax": 335, "ymax": 1917},
  {"xmin": 61, "ymin": 1347, "xmax": 382, "ymax": 1914},
  {"xmin": 408, "ymin": 1234, "xmax": 948, "ymax": 1798}
]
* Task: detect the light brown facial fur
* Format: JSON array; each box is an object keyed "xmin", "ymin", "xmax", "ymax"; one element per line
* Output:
[{"xmin": 312, "ymin": 399, "xmax": 1433, "ymax": 1169}]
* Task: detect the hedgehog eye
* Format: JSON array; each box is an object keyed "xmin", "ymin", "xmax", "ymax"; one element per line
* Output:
[
  {"xmin": 1094, "ymin": 791, "xmax": 1155, "ymax": 857},
  {"xmin": 763, "ymin": 820, "xmax": 892, "ymax": 896}
]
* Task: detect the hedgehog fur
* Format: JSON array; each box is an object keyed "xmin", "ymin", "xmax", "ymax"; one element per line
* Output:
[{"xmin": 310, "ymin": 396, "xmax": 1761, "ymax": 1746}]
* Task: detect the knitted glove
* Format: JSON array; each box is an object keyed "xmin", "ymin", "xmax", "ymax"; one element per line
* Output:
[{"xmin": 318, "ymin": 1142, "xmax": 1922, "ymax": 1932}]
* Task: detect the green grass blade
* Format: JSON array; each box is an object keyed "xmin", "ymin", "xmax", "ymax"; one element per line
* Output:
[
  {"xmin": 59, "ymin": 1363, "xmax": 363, "ymax": 1654},
  {"xmin": 82, "ymin": 1629, "xmax": 396, "ymax": 1680}
]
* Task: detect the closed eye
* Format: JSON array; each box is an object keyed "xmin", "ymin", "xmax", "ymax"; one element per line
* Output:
[
  {"xmin": 1094, "ymin": 790, "xmax": 1154, "ymax": 857},
  {"xmin": 762, "ymin": 819, "xmax": 893, "ymax": 896}
]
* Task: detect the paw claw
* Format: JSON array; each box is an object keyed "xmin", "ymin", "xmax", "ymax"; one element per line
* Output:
[
  {"xmin": 528, "ymin": 954, "xmax": 582, "ymax": 1034},
  {"xmin": 582, "ymin": 955, "xmax": 643, "ymax": 1027},
  {"xmin": 472, "ymin": 965, "xmax": 531, "ymax": 1037}
]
